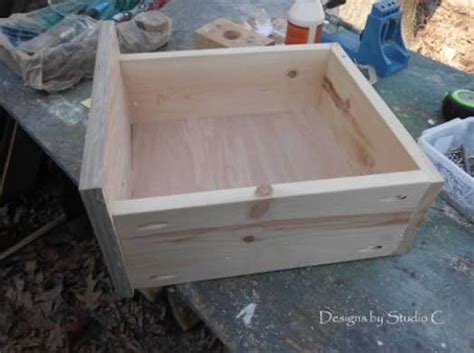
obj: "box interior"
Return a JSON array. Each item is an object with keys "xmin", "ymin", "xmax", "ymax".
[{"xmin": 118, "ymin": 47, "xmax": 418, "ymax": 199}]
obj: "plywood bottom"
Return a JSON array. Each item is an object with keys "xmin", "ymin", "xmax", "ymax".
[{"xmin": 131, "ymin": 109, "xmax": 359, "ymax": 199}]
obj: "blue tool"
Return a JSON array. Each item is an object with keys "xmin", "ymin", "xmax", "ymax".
[{"xmin": 322, "ymin": 0, "xmax": 410, "ymax": 77}]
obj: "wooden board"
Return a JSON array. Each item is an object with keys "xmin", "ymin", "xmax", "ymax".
[
  {"xmin": 131, "ymin": 109, "xmax": 357, "ymax": 198},
  {"xmin": 113, "ymin": 171, "xmax": 430, "ymax": 238},
  {"xmin": 79, "ymin": 22, "xmax": 133, "ymax": 297},
  {"xmin": 112, "ymin": 171, "xmax": 432, "ymax": 287},
  {"xmin": 322, "ymin": 45, "xmax": 444, "ymax": 254},
  {"xmin": 120, "ymin": 45, "xmax": 330, "ymax": 123},
  {"xmin": 124, "ymin": 220, "xmax": 409, "ymax": 288},
  {"xmin": 195, "ymin": 18, "xmax": 275, "ymax": 49}
]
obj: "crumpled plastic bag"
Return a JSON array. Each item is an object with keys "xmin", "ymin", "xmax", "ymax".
[{"xmin": 0, "ymin": 6, "xmax": 171, "ymax": 92}]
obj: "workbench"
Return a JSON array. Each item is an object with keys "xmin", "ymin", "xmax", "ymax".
[{"xmin": 0, "ymin": 0, "xmax": 473, "ymax": 352}]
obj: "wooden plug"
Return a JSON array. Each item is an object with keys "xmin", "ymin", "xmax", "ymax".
[{"xmin": 195, "ymin": 18, "xmax": 275, "ymax": 49}]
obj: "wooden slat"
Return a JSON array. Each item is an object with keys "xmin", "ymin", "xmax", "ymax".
[
  {"xmin": 326, "ymin": 44, "xmax": 443, "ymax": 184},
  {"xmin": 395, "ymin": 181, "xmax": 443, "ymax": 254},
  {"xmin": 120, "ymin": 45, "xmax": 331, "ymax": 123},
  {"xmin": 323, "ymin": 45, "xmax": 443, "ymax": 252},
  {"xmin": 319, "ymin": 45, "xmax": 417, "ymax": 174},
  {"xmin": 79, "ymin": 22, "xmax": 133, "ymax": 297},
  {"xmin": 112, "ymin": 171, "xmax": 430, "ymax": 240},
  {"xmin": 82, "ymin": 189, "xmax": 132, "ymax": 296},
  {"xmin": 123, "ymin": 217, "xmax": 409, "ymax": 288}
]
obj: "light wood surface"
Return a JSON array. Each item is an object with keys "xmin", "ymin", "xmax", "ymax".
[
  {"xmin": 114, "ymin": 172, "xmax": 431, "ymax": 288},
  {"xmin": 120, "ymin": 45, "xmax": 330, "ymax": 123},
  {"xmin": 195, "ymin": 18, "xmax": 275, "ymax": 49},
  {"xmin": 319, "ymin": 47, "xmax": 416, "ymax": 174},
  {"xmin": 123, "ymin": 218, "xmax": 409, "ymax": 288},
  {"xmin": 327, "ymin": 44, "xmax": 443, "ymax": 183},
  {"xmin": 79, "ymin": 22, "xmax": 133, "ymax": 297},
  {"xmin": 113, "ymin": 171, "xmax": 430, "ymax": 240},
  {"xmin": 323, "ymin": 45, "xmax": 444, "ymax": 251},
  {"xmin": 395, "ymin": 181, "xmax": 443, "ymax": 254},
  {"xmin": 131, "ymin": 109, "xmax": 357, "ymax": 198}
]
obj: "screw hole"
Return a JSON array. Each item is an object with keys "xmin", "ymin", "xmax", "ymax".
[
  {"xmin": 360, "ymin": 245, "xmax": 383, "ymax": 252},
  {"xmin": 138, "ymin": 222, "xmax": 168, "ymax": 232},
  {"xmin": 150, "ymin": 274, "xmax": 176, "ymax": 281}
]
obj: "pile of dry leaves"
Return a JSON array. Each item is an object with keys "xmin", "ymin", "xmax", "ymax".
[
  {"xmin": 410, "ymin": 0, "xmax": 473, "ymax": 74},
  {"xmin": 0, "ymin": 216, "xmax": 223, "ymax": 352},
  {"xmin": 339, "ymin": 0, "xmax": 473, "ymax": 74}
]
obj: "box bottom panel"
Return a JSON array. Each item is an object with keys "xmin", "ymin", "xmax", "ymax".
[
  {"xmin": 121, "ymin": 212, "xmax": 410, "ymax": 288},
  {"xmin": 131, "ymin": 108, "xmax": 360, "ymax": 198}
]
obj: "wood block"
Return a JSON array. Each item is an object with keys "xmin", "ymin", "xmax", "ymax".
[{"xmin": 195, "ymin": 18, "xmax": 275, "ymax": 49}]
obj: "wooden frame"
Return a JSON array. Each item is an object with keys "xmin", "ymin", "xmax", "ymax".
[{"xmin": 80, "ymin": 23, "xmax": 442, "ymax": 297}]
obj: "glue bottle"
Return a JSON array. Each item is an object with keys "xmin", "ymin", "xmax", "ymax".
[{"xmin": 285, "ymin": 0, "xmax": 325, "ymax": 44}]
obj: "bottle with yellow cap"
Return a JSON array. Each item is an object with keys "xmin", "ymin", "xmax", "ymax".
[{"xmin": 285, "ymin": 0, "xmax": 325, "ymax": 44}]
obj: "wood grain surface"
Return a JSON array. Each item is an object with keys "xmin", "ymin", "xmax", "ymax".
[
  {"xmin": 131, "ymin": 109, "xmax": 356, "ymax": 198},
  {"xmin": 79, "ymin": 22, "xmax": 133, "ymax": 297}
]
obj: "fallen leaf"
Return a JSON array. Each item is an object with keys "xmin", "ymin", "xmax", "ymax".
[
  {"xmin": 46, "ymin": 324, "xmax": 64, "ymax": 352},
  {"xmin": 75, "ymin": 273, "xmax": 102, "ymax": 311}
]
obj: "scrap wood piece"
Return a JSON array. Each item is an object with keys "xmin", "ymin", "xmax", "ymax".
[
  {"xmin": 0, "ymin": 179, "xmax": 66, "ymax": 261},
  {"xmin": 0, "ymin": 212, "xmax": 65, "ymax": 261},
  {"xmin": 139, "ymin": 287, "xmax": 163, "ymax": 302},
  {"xmin": 195, "ymin": 18, "xmax": 275, "ymax": 49},
  {"xmin": 166, "ymin": 287, "xmax": 201, "ymax": 332}
]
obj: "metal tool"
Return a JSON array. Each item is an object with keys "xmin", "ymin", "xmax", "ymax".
[{"xmin": 447, "ymin": 145, "xmax": 474, "ymax": 177}]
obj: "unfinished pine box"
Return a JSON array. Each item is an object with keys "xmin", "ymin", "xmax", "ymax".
[{"xmin": 80, "ymin": 23, "xmax": 443, "ymax": 297}]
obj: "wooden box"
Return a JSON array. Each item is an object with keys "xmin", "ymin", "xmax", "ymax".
[{"xmin": 80, "ymin": 23, "xmax": 442, "ymax": 297}]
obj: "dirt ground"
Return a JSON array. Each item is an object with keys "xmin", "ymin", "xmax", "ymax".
[
  {"xmin": 339, "ymin": 0, "xmax": 474, "ymax": 74},
  {"xmin": 0, "ymin": 157, "xmax": 224, "ymax": 353},
  {"xmin": 0, "ymin": 213, "xmax": 224, "ymax": 353}
]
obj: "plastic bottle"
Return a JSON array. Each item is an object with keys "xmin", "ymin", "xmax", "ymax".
[{"xmin": 285, "ymin": 0, "xmax": 325, "ymax": 44}]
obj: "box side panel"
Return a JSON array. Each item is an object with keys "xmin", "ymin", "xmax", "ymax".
[
  {"xmin": 120, "ymin": 46, "xmax": 330, "ymax": 123},
  {"xmin": 395, "ymin": 181, "xmax": 443, "ymax": 254},
  {"xmin": 113, "ymin": 172, "xmax": 429, "ymax": 239},
  {"xmin": 326, "ymin": 44, "xmax": 443, "ymax": 183},
  {"xmin": 320, "ymin": 44, "xmax": 444, "ymax": 255},
  {"xmin": 79, "ymin": 22, "xmax": 133, "ymax": 297},
  {"xmin": 82, "ymin": 189, "xmax": 133, "ymax": 296},
  {"xmin": 126, "ymin": 220, "xmax": 409, "ymax": 288},
  {"xmin": 319, "ymin": 45, "xmax": 418, "ymax": 175},
  {"xmin": 112, "ymin": 172, "xmax": 431, "ymax": 287}
]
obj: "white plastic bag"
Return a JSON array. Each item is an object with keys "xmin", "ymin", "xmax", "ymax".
[
  {"xmin": 419, "ymin": 117, "xmax": 474, "ymax": 222},
  {"xmin": 0, "ymin": 11, "xmax": 171, "ymax": 92}
]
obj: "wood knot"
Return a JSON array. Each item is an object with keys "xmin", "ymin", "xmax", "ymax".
[
  {"xmin": 242, "ymin": 235, "xmax": 256, "ymax": 243},
  {"xmin": 249, "ymin": 200, "xmax": 270, "ymax": 219},
  {"xmin": 255, "ymin": 185, "xmax": 272, "ymax": 198},
  {"xmin": 288, "ymin": 70, "xmax": 298, "ymax": 78}
]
